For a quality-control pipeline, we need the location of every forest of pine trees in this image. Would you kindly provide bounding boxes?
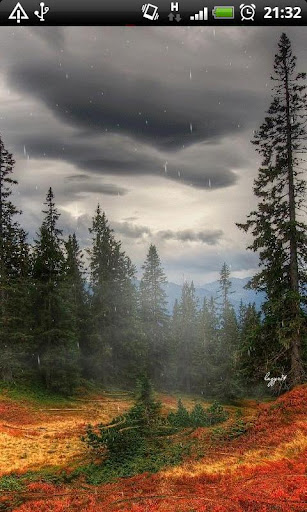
[0,33,306,396]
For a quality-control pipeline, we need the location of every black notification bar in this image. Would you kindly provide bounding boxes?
[0,0,306,25]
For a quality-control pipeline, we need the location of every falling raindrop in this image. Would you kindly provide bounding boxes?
[164,161,168,173]
[66,73,69,79]
[189,69,192,80]
[208,178,211,188]
[37,355,41,367]
[178,171,181,177]
[190,123,193,133]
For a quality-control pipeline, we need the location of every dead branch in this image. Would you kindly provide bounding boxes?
[96,418,126,430]
[38,408,85,412]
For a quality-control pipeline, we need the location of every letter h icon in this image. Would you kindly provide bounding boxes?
[171,2,179,12]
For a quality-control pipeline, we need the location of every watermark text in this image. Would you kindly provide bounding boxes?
[264,372,287,388]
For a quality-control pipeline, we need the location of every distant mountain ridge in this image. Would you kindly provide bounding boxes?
[163,277,265,314]
[86,277,266,315]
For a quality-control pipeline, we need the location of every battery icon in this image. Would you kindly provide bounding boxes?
[212,6,235,19]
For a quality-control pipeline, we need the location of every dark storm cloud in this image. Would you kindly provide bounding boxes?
[64,177,128,197]
[1,27,306,284]
[111,222,152,239]
[159,229,223,245]
[9,61,261,152]
[2,26,306,193]
[106,222,223,246]
[16,132,238,190]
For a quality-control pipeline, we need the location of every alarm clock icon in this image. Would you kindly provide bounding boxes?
[240,4,256,21]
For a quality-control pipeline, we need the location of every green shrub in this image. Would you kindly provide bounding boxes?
[82,375,163,461]
[190,403,209,427]
[211,417,249,441]
[0,475,23,492]
[168,399,228,428]
[167,399,190,427]
[206,400,229,425]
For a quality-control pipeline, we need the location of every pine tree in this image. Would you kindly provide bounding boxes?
[198,297,219,396]
[32,188,80,393]
[0,135,31,382]
[237,33,307,386]
[167,299,181,390]
[215,263,239,398]
[173,281,199,393]
[64,233,89,376]
[139,244,169,384]
[237,303,263,386]
[87,205,141,385]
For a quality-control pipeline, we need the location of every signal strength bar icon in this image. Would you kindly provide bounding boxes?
[190,7,208,21]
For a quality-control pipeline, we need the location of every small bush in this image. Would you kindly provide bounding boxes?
[206,400,229,425]
[211,418,249,442]
[168,399,228,428]
[167,399,190,427]
[0,475,23,492]
[190,403,209,426]
[82,375,163,461]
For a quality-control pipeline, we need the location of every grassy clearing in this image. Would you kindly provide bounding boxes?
[1,384,306,512]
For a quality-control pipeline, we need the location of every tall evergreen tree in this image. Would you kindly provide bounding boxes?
[215,263,239,398]
[167,299,181,390]
[237,33,307,386]
[198,297,219,396]
[173,281,199,392]
[87,205,141,385]
[32,188,80,393]
[237,303,263,386]
[64,233,89,376]
[139,244,169,384]
[0,135,31,381]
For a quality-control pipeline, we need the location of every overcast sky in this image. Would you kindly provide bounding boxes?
[0,27,306,284]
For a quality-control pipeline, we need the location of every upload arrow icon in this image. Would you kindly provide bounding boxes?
[9,3,29,24]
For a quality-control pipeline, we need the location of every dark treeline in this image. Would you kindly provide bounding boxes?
[0,165,262,396]
[0,33,306,396]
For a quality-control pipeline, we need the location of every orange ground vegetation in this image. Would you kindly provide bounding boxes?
[0,392,133,475]
[1,385,306,511]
